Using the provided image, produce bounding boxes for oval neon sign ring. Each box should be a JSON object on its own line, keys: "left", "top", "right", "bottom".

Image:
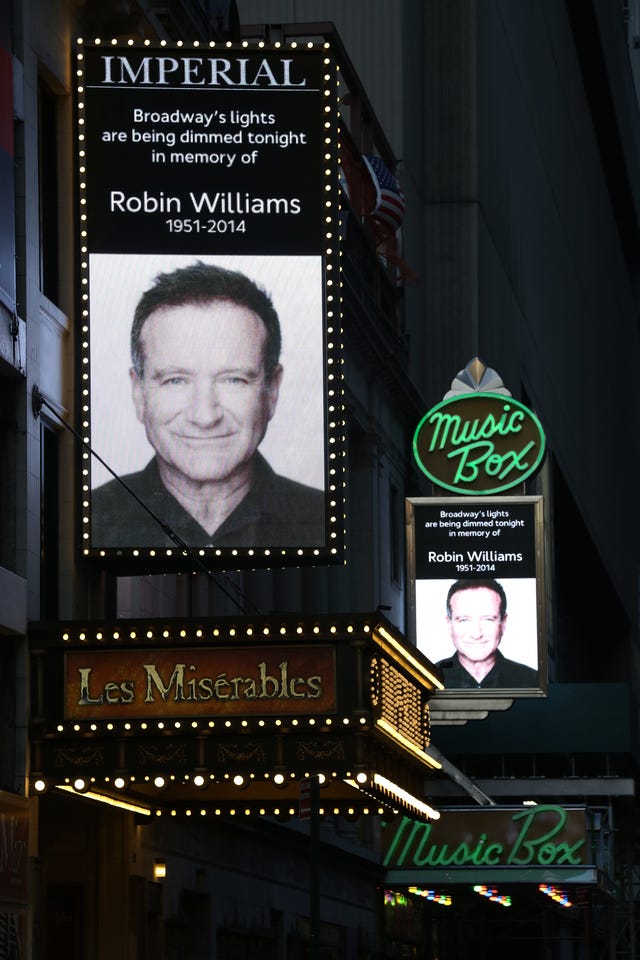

{"left": 413, "top": 392, "right": 546, "bottom": 495}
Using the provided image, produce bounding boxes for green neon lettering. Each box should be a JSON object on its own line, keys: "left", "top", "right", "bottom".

{"left": 482, "top": 843, "right": 503, "bottom": 865}
{"left": 384, "top": 806, "right": 583, "bottom": 869}
{"left": 427, "top": 412, "right": 461, "bottom": 451}
{"left": 507, "top": 806, "right": 584, "bottom": 865}
{"left": 555, "top": 840, "right": 585, "bottom": 863}
{"left": 447, "top": 440, "right": 535, "bottom": 485}
{"left": 427, "top": 405, "right": 526, "bottom": 454}
{"left": 382, "top": 816, "right": 421, "bottom": 867}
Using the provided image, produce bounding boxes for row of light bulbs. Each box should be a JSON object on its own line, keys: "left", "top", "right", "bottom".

{"left": 49, "top": 714, "right": 369, "bottom": 735}
{"left": 59, "top": 621, "right": 373, "bottom": 642}
{"left": 33, "top": 768, "right": 390, "bottom": 820}
{"left": 54, "top": 788, "right": 384, "bottom": 821}
{"left": 77, "top": 38, "right": 333, "bottom": 49}
{"left": 33, "top": 768, "right": 369, "bottom": 794}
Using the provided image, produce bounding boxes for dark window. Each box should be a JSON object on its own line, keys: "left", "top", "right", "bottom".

{"left": 44, "top": 884, "right": 84, "bottom": 960}
{"left": 38, "top": 77, "right": 59, "bottom": 304}
{"left": 217, "top": 929, "right": 277, "bottom": 960}
{"left": 40, "top": 422, "right": 59, "bottom": 618}
{"left": 0, "top": 376, "right": 18, "bottom": 572}
{"left": 390, "top": 482, "right": 401, "bottom": 584}
{"left": 553, "top": 462, "right": 629, "bottom": 681}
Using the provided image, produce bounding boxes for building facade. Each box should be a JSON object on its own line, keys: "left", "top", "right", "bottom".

{"left": 1, "top": 0, "right": 640, "bottom": 958}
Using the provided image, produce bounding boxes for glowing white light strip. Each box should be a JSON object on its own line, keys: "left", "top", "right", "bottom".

{"left": 375, "top": 718, "right": 442, "bottom": 769}
{"left": 372, "top": 773, "right": 440, "bottom": 820}
{"left": 56, "top": 785, "right": 152, "bottom": 816}
{"left": 344, "top": 774, "right": 440, "bottom": 821}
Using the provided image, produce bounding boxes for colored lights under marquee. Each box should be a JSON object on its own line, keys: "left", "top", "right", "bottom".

{"left": 408, "top": 886, "right": 452, "bottom": 906}
{"left": 539, "top": 884, "right": 573, "bottom": 907}
{"left": 384, "top": 890, "right": 408, "bottom": 907}
{"left": 473, "top": 885, "right": 511, "bottom": 907}
{"left": 387, "top": 885, "right": 579, "bottom": 911}
{"left": 384, "top": 889, "right": 451, "bottom": 908}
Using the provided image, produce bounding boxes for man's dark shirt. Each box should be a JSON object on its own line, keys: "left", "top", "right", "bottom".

{"left": 435, "top": 649, "right": 538, "bottom": 689}
{"left": 91, "top": 453, "right": 325, "bottom": 548}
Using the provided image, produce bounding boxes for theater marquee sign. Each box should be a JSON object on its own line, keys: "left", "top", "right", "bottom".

{"left": 29, "top": 614, "right": 445, "bottom": 819}
{"left": 66, "top": 646, "right": 336, "bottom": 719}
{"left": 382, "top": 805, "right": 606, "bottom": 889}
{"left": 383, "top": 805, "right": 586, "bottom": 870}
{"left": 413, "top": 392, "right": 546, "bottom": 496}
{"left": 75, "top": 39, "right": 343, "bottom": 571}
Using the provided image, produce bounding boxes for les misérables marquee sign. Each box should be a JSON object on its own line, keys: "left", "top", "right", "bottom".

{"left": 413, "top": 393, "right": 546, "bottom": 496}
{"left": 64, "top": 645, "right": 336, "bottom": 719}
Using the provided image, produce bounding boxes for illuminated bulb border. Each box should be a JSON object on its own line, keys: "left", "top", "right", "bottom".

{"left": 50, "top": 781, "right": 384, "bottom": 819}
{"left": 46, "top": 712, "right": 360, "bottom": 737}
{"left": 41, "top": 769, "right": 355, "bottom": 792}
{"left": 76, "top": 37, "right": 344, "bottom": 563}
{"left": 58, "top": 618, "right": 373, "bottom": 644}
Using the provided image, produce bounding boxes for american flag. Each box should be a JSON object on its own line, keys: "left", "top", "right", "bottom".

{"left": 362, "top": 155, "right": 406, "bottom": 234}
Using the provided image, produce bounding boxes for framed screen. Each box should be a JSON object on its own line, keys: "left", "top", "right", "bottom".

{"left": 406, "top": 497, "right": 546, "bottom": 696}
{"left": 75, "top": 40, "right": 342, "bottom": 570}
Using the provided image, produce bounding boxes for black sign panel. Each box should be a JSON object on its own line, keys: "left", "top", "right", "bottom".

{"left": 406, "top": 497, "right": 546, "bottom": 695}
{"left": 76, "top": 41, "right": 343, "bottom": 570}
{"left": 412, "top": 500, "right": 538, "bottom": 579}
{"left": 80, "top": 47, "right": 326, "bottom": 254}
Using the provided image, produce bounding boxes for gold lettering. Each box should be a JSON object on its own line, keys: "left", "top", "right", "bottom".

{"left": 78, "top": 667, "right": 103, "bottom": 706}
{"left": 143, "top": 663, "right": 186, "bottom": 702}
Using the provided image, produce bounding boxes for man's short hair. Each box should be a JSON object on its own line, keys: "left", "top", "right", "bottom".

{"left": 131, "top": 260, "right": 282, "bottom": 382}
{"left": 446, "top": 578, "right": 507, "bottom": 619}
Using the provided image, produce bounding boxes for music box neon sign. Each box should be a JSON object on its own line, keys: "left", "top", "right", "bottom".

{"left": 413, "top": 392, "right": 546, "bottom": 495}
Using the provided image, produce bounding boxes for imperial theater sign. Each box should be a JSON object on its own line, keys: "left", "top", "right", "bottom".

{"left": 29, "top": 614, "right": 446, "bottom": 819}
{"left": 413, "top": 392, "right": 546, "bottom": 496}
{"left": 75, "top": 40, "right": 344, "bottom": 571}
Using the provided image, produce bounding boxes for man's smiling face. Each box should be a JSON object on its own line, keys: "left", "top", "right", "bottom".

{"left": 130, "top": 299, "right": 282, "bottom": 489}
{"left": 446, "top": 586, "right": 507, "bottom": 666}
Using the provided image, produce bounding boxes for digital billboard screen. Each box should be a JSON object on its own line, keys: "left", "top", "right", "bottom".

{"left": 406, "top": 497, "right": 546, "bottom": 696}
{"left": 75, "top": 41, "right": 342, "bottom": 569}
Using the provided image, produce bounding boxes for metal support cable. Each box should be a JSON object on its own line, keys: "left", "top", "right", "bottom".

{"left": 32, "top": 385, "right": 260, "bottom": 615}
